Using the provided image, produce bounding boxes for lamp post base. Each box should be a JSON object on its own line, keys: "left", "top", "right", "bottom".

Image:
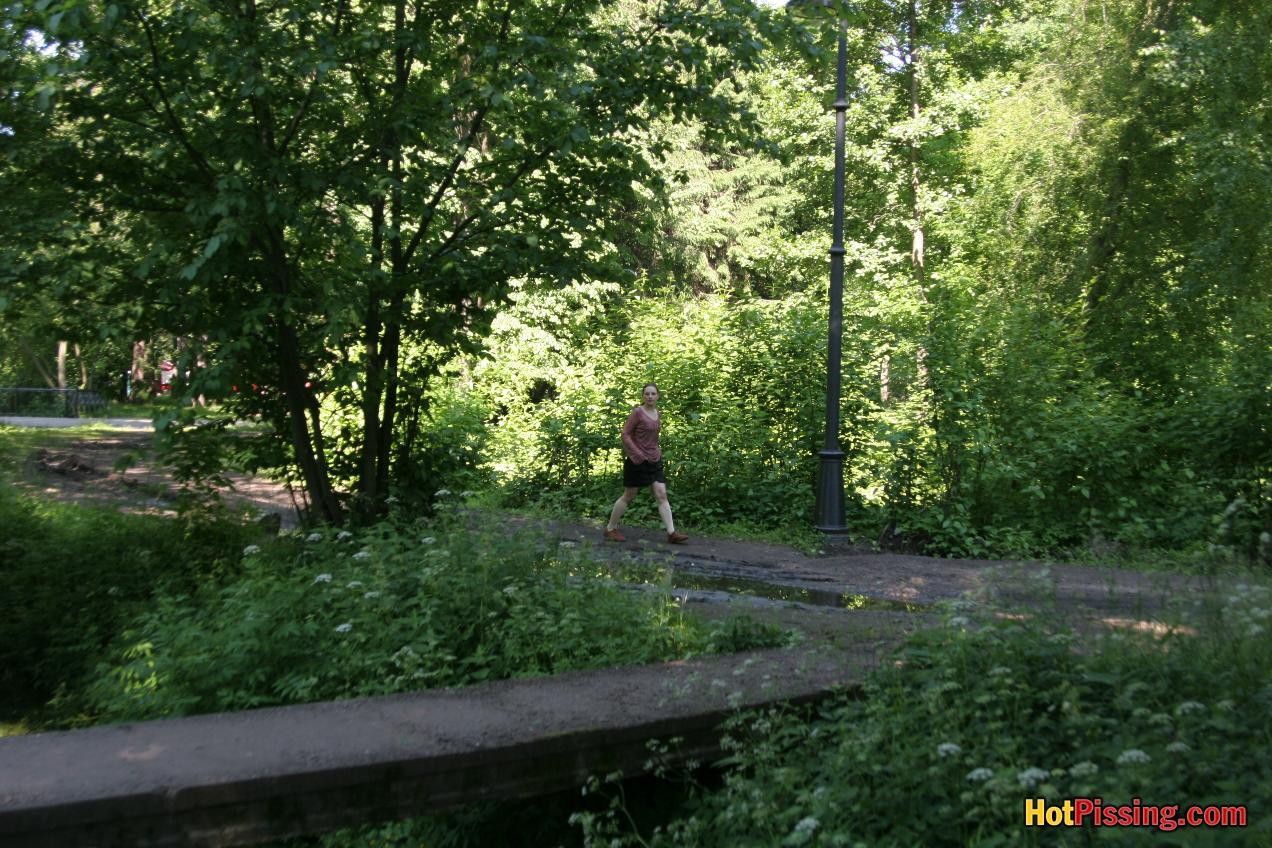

{"left": 814, "top": 448, "right": 848, "bottom": 535}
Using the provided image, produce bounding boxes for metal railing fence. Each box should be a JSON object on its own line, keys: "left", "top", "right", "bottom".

{"left": 0, "top": 387, "right": 108, "bottom": 418}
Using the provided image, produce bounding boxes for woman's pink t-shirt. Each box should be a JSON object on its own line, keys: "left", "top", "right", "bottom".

{"left": 621, "top": 407, "right": 661, "bottom": 463}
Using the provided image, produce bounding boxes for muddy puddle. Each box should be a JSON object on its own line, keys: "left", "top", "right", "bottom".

{"left": 586, "top": 553, "right": 930, "bottom": 613}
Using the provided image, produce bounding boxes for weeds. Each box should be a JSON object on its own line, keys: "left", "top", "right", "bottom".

{"left": 585, "top": 590, "right": 1272, "bottom": 847}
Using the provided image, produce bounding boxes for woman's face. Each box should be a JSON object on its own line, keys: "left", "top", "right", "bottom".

{"left": 643, "top": 385, "right": 659, "bottom": 405}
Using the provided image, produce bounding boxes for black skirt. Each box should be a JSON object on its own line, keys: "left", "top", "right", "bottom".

{"left": 623, "top": 458, "right": 666, "bottom": 487}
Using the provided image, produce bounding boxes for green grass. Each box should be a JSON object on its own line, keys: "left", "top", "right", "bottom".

{"left": 0, "top": 487, "right": 256, "bottom": 730}
{"left": 0, "top": 423, "right": 109, "bottom": 463}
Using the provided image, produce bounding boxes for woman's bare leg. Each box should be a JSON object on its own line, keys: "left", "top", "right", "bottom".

{"left": 607, "top": 487, "right": 640, "bottom": 531}
{"left": 652, "top": 482, "right": 675, "bottom": 533}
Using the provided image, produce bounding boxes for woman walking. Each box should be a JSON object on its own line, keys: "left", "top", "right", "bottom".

{"left": 604, "top": 383, "right": 689, "bottom": 544}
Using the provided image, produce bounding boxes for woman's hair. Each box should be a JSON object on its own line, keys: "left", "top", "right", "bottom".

{"left": 642, "top": 382, "right": 659, "bottom": 394}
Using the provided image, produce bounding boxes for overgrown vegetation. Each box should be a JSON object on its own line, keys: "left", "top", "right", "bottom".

{"left": 0, "top": 451, "right": 256, "bottom": 728}
{"left": 572, "top": 592, "right": 1272, "bottom": 847}
{"left": 380, "top": 0, "right": 1270, "bottom": 564}
{"left": 7, "top": 0, "right": 1266, "bottom": 561}
{"left": 3, "top": 0, "right": 1270, "bottom": 842}
{"left": 0, "top": 427, "right": 786, "bottom": 733}
{"left": 3, "top": 425, "right": 1267, "bottom": 845}
{"left": 87, "top": 502, "right": 789, "bottom": 721}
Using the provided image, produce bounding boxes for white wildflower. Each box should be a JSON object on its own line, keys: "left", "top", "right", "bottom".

{"left": 306, "top": 532, "right": 323, "bottom": 543}
{"left": 364, "top": 591, "right": 381, "bottom": 600}
{"left": 990, "top": 666, "right": 1012, "bottom": 677}
{"left": 559, "top": 541, "right": 577, "bottom": 549}
{"left": 346, "top": 580, "right": 364, "bottom": 589}
{"left": 336, "top": 530, "right": 353, "bottom": 541}
{"left": 460, "top": 490, "right": 475, "bottom": 498}
{"left": 949, "top": 616, "right": 970, "bottom": 628}
{"left": 792, "top": 817, "right": 819, "bottom": 836}
{"left": 421, "top": 536, "right": 436, "bottom": 545}
{"left": 434, "top": 488, "right": 452, "bottom": 498}
{"left": 966, "top": 768, "right": 993, "bottom": 782}
{"left": 243, "top": 544, "right": 261, "bottom": 556}
{"left": 937, "top": 743, "right": 962, "bottom": 758}
{"left": 1175, "top": 701, "right": 1205, "bottom": 716}
{"left": 352, "top": 550, "right": 372, "bottom": 560}
{"left": 1017, "top": 767, "right": 1049, "bottom": 789}
{"left": 334, "top": 623, "right": 353, "bottom": 633}
{"left": 1068, "top": 761, "right": 1099, "bottom": 778}
{"left": 385, "top": 495, "right": 398, "bottom": 504}
{"left": 1117, "top": 749, "right": 1150, "bottom": 765}
{"left": 313, "top": 573, "right": 333, "bottom": 584}
{"left": 1166, "top": 741, "right": 1191, "bottom": 754}
{"left": 1249, "top": 624, "right": 1265, "bottom": 637}
{"left": 1215, "top": 699, "right": 1235, "bottom": 712}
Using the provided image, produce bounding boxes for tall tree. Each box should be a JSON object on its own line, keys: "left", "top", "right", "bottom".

{"left": 22, "top": 0, "right": 779, "bottom": 521}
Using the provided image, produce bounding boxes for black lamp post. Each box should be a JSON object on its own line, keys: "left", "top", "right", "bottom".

{"left": 789, "top": 0, "right": 849, "bottom": 536}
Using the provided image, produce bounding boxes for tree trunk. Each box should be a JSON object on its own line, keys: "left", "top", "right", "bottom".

{"left": 131, "top": 340, "right": 148, "bottom": 387}
{"left": 880, "top": 353, "right": 891, "bottom": 406}
{"left": 360, "top": 0, "right": 410, "bottom": 511}
{"left": 262, "top": 228, "right": 344, "bottom": 525}
{"left": 907, "top": 0, "right": 926, "bottom": 288}
{"left": 74, "top": 343, "right": 88, "bottom": 389}
{"left": 907, "top": 0, "right": 930, "bottom": 391}
{"left": 56, "top": 340, "right": 67, "bottom": 389}
{"left": 360, "top": 194, "right": 385, "bottom": 513}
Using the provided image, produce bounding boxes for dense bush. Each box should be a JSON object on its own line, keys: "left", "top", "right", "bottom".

{"left": 0, "top": 486, "right": 254, "bottom": 724}
{"left": 584, "top": 588, "right": 1272, "bottom": 846}
{"left": 418, "top": 289, "right": 1268, "bottom": 563}
{"left": 88, "top": 506, "right": 788, "bottom": 721}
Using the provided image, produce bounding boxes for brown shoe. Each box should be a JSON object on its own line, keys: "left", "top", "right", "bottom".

{"left": 667, "top": 532, "right": 689, "bottom": 545}
{"left": 603, "top": 528, "right": 626, "bottom": 542}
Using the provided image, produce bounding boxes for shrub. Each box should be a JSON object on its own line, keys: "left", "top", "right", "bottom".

{"left": 0, "top": 487, "right": 253, "bottom": 725}
{"left": 597, "top": 587, "right": 1272, "bottom": 847}
{"left": 88, "top": 513, "right": 787, "bottom": 721}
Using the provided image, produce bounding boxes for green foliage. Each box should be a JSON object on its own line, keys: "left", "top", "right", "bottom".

{"left": 11, "top": 0, "right": 790, "bottom": 520}
{"left": 0, "top": 481, "right": 253, "bottom": 724}
{"left": 6, "top": 0, "right": 1267, "bottom": 561}
{"left": 87, "top": 511, "right": 785, "bottom": 721}
{"left": 472, "top": 293, "right": 833, "bottom": 533}
{"left": 594, "top": 590, "right": 1272, "bottom": 847}
{"left": 412, "top": 0, "right": 1270, "bottom": 563}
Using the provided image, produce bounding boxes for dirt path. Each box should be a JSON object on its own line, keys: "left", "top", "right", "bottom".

{"left": 7, "top": 426, "right": 1226, "bottom": 645}
{"left": 9, "top": 428, "right": 300, "bottom": 529}
{"left": 498, "top": 515, "right": 1221, "bottom": 647}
